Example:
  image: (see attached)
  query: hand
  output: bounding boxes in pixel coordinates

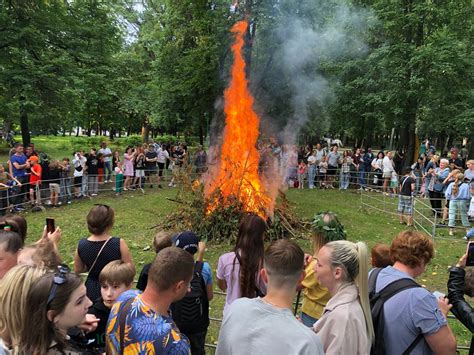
[78,314,100,333]
[456,254,467,268]
[40,226,62,246]
[17,183,22,187]
[198,241,206,255]
[437,296,452,319]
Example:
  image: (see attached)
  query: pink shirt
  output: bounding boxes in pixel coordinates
[217,251,266,315]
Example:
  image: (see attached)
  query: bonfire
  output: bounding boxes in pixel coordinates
[159,20,309,241]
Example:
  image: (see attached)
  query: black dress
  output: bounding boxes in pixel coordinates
[77,237,121,301]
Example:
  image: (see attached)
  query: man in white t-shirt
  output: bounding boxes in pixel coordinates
[156,145,170,188]
[382,151,395,194]
[216,239,324,355]
[72,151,87,197]
[98,142,113,183]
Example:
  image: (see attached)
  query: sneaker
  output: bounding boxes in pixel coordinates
[91,193,98,196]
[67,201,72,205]
[158,185,163,189]
[168,183,173,187]
[173,184,177,188]
[449,230,454,236]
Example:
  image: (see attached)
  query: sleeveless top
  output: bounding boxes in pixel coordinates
[77,237,121,301]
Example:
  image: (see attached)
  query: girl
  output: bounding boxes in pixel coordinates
[313,240,374,354]
[133,146,146,191]
[339,157,350,190]
[217,214,267,315]
[318,156,328,188]
[371,152,384,188]
[390,171,398,196]
[0,265,47,350]
[123,146,136,191]
[297,160,307,189]
[445,172,471,236]
[300,213,346,327]
[16,267,99,355]
[114,161,124,196]
[74,204,134,301]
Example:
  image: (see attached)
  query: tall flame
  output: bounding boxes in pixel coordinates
[204,20,272,218]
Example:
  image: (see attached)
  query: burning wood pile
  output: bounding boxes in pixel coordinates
[159,20,309,241]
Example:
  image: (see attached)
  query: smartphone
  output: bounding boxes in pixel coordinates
[46,218,55,234]
[466,241,474,267]
[432,291,445,299]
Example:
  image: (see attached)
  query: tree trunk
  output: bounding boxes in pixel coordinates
[19,95,31,146]
[109,128,115,141]
[199,118,204,146]
[142,122,150,143]
[76,126,80,137]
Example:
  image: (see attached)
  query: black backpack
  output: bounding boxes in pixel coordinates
[170,261,209,334]
[369,268,424,355]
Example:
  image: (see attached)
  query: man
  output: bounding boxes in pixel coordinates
[106,247,194,354]
[9,143,29,211]
[371,231,456,354]
[98,142,113,183]
[326,145,340,188]
[86,148,99,196]
[145,144,158,188]
[216,239,325,355]
[398,166,415,226]
[382,151,395,194]
[449,148,464,170]
[156,144,170,188]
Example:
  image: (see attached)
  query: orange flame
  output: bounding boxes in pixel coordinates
[204,20,272,218]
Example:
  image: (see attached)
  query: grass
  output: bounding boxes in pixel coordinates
[19,185,472,352]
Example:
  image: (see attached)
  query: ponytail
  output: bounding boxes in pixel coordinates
[354,242,374,344]
[326,240,374,344]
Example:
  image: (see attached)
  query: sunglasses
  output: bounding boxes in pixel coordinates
[47,264,70,307]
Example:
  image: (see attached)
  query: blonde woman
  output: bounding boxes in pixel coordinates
[300,212,346,327]
[0,265,46,350]
[313,240,374,354]
[445,172,471,236]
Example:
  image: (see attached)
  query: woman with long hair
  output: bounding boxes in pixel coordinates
[300,212,346,327]
[217,214,267,314]
[123,146,136,191]
[313,240,374,354]
[16,266,97,355]
[445,172,471,236]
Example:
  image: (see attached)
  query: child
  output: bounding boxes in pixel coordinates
[398,166,415,226]
[371,243,393,268]
[136,231,172,291]
[170,231,213,355]
[28,156,42,206]
[469,183,474,221]
[59,158,72,205]
[86,260,135,351]
[114,161,124,196]
[339,157,350,190]
[445,172,471,236]
[297,160,307,189]
[390,171,399,196]
[300,212,346,327]
[318,156,328,188]
[0,165,21,216]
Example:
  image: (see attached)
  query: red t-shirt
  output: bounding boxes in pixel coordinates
[29,164,42,185]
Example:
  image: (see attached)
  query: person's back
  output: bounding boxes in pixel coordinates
[217,297,323,355]
[216,239,324,355]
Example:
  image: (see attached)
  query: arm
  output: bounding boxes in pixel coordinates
[74,248,86,273]
[120,239,135,272]
[206,283,214,301]
[424,326,456,355]
[217,278,227,292]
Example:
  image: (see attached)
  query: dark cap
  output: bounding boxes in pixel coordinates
[172,231,199,255]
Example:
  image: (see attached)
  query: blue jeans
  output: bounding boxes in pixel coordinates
[308,165,316,188]
[340,172,349,189]
[449,200,470,228]
[103,161,112,181]
[60,177,72,203]
[359,167,366,187]
[301,312,318,327]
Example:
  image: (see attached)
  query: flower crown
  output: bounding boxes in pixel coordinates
[311,212,346,242]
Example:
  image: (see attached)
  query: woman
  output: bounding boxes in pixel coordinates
[0,265,46,350]
[74,204,134,301]
[216,214,267,315]
[371,152,384,188]
[465,159,474,183]
[0,230,23,279]
[16,266,98,355]
[382,151,395,194]
[123,146,136,191]
[313,240,374,354]
[428,158,450,218]
[445,172,471,236]
[133,146,146,191]
[300,212,346,327]
[447,253,474,354]
[423,154,438,198]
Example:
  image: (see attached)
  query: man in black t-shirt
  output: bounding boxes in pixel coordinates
[448,148,464,170]
[398,166,415,226]
[86,148,99,196]
[145,146,158,188]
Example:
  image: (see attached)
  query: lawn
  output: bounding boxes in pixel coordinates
[19,185,472,352]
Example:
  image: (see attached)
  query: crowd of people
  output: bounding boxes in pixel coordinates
[0,141,208,215]
[1,205,474,355]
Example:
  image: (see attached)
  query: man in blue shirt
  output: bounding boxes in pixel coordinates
[9,143,29,211]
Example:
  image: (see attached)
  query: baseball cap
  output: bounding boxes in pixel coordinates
[28,156,39,162]
[172,231,199,255]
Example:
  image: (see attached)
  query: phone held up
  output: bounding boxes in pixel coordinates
[466,241,474,267]
[46,218,55,234]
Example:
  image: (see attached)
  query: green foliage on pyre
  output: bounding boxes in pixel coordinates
[156,164,310,242]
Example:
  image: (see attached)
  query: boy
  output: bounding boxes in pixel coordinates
[28,155,42,205]
[171,231,213,355]
[136,231,172,291]
[398,166,415,226]
[0,164,21,216]
[59,157,72,204]
[86,260,135,351]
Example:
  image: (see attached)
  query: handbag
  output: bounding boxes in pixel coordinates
[86,237,112,278]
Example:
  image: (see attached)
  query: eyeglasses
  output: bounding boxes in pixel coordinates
[47,264,70,307]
